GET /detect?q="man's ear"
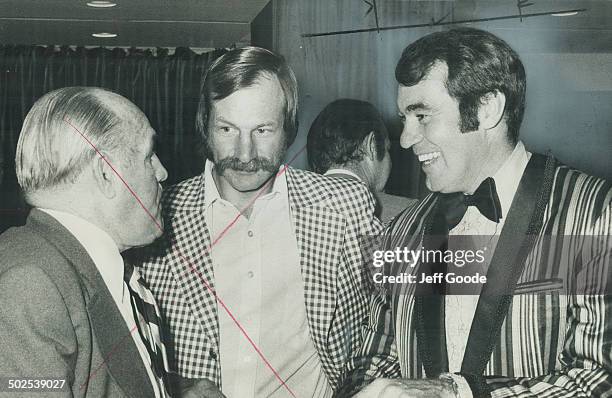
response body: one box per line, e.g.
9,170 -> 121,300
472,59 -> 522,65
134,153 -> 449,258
478,91 -> 506,131
361,131 -> 378,160
92,154 -> 117,199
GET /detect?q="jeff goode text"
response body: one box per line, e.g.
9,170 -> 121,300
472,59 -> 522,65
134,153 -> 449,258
370,247 -> 488,286
373,272 -> 487,285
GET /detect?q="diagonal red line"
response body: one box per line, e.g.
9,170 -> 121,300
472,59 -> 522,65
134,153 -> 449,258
174,148 -> 307,397
80,325 -> 140,390
64,118 -> 307,397
210,149 -> 304,248
63,118 -> 163,232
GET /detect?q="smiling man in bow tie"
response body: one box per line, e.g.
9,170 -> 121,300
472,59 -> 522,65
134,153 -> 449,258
339,28 -> 612,398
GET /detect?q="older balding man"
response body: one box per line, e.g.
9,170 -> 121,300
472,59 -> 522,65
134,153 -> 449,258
0,87 -> 171,397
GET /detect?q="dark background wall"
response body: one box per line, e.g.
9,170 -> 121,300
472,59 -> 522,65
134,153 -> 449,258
271,0 -> 612,198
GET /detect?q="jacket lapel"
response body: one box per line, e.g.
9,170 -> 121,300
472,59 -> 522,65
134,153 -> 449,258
164,175 -> 219,348
28,209 -> 155,398
286,169 -> 346,354
414,197 -> 449,377
87,291 -> 156,398
461,153 -> 556,375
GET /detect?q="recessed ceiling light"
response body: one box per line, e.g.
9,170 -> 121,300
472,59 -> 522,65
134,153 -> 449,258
551,11 -> 579,16
92,32 -> 117,38
87,1 -> 117,8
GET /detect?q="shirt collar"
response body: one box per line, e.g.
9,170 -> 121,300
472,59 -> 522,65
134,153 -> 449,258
38,208 -> 125,303
324,168 -> 363,182
491,141 -> 531,219
203,159 -> 288,211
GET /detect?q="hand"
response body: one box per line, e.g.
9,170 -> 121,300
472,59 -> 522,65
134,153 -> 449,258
180,378 -> 227,398
353,378 -> 456,398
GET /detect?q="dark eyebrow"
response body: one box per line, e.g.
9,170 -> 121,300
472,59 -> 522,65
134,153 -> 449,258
253,121 -> 278,129
215,117 -> 279,130
404,102 -> 431,112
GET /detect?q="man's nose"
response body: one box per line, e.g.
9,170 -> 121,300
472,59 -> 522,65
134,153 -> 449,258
399,120 -> 423,149
236,132 -> 255,162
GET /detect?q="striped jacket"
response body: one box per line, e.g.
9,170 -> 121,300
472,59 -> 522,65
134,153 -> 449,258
340,154 -> 612,397
138,166 -> 382,391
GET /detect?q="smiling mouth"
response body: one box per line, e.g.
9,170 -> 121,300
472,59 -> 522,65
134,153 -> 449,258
417,151 -> 441,166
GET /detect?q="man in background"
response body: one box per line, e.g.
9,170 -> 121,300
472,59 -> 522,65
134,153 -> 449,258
0,87 -> 172,397
307,98 -> 416,224
341,28 -> 611,397
139,47 -> 381,397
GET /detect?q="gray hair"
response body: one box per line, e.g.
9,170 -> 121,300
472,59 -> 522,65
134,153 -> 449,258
16,87 -> 145,196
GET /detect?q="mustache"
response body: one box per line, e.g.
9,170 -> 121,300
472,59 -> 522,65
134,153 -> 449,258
216,157 -> 279,174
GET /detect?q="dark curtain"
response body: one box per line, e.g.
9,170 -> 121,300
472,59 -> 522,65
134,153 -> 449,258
0,45 -> 224,233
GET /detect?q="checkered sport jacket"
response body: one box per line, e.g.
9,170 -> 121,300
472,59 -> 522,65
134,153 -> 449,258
138,166 -> 383,391
338,154 -> 612,397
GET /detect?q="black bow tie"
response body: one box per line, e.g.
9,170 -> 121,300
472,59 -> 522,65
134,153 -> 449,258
439,177 -> 502,229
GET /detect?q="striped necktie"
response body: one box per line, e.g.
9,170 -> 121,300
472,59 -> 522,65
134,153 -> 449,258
124,264 -> 171,397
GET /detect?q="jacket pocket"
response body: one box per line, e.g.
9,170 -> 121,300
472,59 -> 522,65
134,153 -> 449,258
514,278 -> 564,294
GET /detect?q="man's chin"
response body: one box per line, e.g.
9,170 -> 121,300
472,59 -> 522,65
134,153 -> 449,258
232,181 -> 271,193
224,170 -> 275,192
128,230 -> 164,251
424,175 -> 446,193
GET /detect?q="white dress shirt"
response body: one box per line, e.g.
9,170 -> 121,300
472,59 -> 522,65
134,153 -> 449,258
204,160 -> 332,398
445,141 -> 531,373
39,208 -> 165,398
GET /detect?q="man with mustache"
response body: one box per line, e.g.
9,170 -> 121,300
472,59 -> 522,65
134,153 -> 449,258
139,47 -> 382,397
340,28 -> 611,397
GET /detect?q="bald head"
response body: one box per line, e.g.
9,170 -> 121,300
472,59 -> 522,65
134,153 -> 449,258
16,87 -> 149,200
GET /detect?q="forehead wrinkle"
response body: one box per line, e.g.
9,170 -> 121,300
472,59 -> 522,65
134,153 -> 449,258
211,79 -> 285,130
213,116 -> 239,128
398,78 -> 451,115
397,92 -> 432,113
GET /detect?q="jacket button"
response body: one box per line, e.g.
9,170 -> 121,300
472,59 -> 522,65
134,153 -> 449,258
209,349 -> 217,359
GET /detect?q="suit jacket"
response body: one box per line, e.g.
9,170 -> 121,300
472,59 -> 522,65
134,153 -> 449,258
138,166 -> 382,391
0,210 -> 157,398
323,169 -> 417,225
340,154 -> 612,397
375,192 -> 418,226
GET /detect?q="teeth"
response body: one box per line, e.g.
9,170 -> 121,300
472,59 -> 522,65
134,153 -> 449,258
418,152 -> 441,163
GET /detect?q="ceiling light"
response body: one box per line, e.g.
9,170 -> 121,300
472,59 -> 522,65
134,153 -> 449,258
92,32 -> 117,38
551,11 -> 579,16
87,1 -> 117,8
